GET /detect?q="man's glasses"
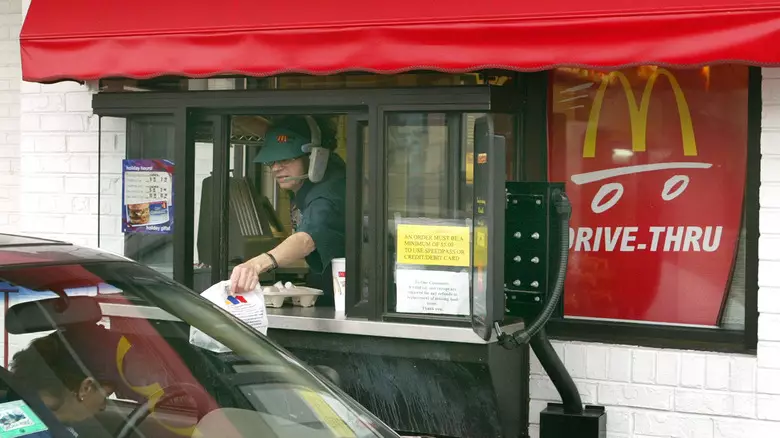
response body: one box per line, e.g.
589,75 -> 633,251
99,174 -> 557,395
267,158 -> 297,169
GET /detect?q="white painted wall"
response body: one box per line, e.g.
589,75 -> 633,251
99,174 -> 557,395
1,1 -> 780,435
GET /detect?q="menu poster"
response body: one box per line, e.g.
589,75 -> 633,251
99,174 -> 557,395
122,159 -> 174,234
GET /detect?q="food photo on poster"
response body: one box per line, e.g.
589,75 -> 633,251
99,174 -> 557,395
121,159 -> 174,235
393,217 -> 472,316
548,65 -> 748,326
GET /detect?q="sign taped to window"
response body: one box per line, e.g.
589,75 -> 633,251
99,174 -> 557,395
122,159 -> 174,235
549,66 -> 748,325
394,217 -> 472,316
395,218 -> 471,267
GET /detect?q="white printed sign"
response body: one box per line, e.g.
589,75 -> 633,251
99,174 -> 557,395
396,269 -> 470,316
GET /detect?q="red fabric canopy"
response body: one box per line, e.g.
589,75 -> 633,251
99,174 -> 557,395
20,0 -> 780,83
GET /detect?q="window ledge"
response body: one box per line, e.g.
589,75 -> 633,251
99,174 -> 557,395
546,318 -> 754,355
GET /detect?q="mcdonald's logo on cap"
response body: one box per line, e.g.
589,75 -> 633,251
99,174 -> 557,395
277,134 -> 288,143
583,68 -> 697,159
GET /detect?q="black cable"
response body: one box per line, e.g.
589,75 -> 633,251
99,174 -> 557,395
530,328 -> 583,415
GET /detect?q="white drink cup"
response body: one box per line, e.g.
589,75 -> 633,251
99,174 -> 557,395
331,258 -> 346,313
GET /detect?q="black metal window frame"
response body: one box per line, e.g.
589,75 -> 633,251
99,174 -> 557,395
517,69 -> 761,354
93,68 -> 760,353
92,86 -> 503,323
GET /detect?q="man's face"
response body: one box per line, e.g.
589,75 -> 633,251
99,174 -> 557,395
270,157 -> 307,192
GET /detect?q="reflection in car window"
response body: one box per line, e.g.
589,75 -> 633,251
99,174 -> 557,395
0,261 -> 397,438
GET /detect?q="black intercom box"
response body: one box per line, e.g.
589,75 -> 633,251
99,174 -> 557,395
504,181 -> 566,321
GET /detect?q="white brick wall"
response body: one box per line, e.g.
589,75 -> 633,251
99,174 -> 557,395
0,0 -> 21,233
19,80 -> 104,248
526,69 -> 780,438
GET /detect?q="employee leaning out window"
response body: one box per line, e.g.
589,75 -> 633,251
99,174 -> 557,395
229,116 -> 346,306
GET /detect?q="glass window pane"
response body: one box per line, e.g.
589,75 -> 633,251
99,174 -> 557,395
99,116 -> 175,279
386,112 -> 516,316
0,262 -> 399,438
192,120 -> 240,292
548,65 -> 749,328
97,116 -> 127,255
360,121 -> 371,304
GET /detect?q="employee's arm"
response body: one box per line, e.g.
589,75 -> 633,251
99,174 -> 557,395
229,232 -> 315,294
258,232 -> 316,270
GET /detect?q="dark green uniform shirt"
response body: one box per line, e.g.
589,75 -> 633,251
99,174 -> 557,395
289,154 -> 347,305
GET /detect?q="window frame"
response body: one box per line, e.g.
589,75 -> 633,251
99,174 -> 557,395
90,69 -> 760,352
520,68 -> 761,353
378,109 -> 522,326
93,86 -> 502,323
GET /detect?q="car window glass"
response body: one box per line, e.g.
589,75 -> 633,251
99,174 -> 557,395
0,367 -> 77,438
0,262 -> 397,438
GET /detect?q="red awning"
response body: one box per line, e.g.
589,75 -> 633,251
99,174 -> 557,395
20,0 -> 780,83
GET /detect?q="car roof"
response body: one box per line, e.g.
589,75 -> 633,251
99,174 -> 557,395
0,233 -> 68,247
0,233 -> 129,268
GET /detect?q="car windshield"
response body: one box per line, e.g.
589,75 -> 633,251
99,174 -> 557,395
0,260 -> 399,438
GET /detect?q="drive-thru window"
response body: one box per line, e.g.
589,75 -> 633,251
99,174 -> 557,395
16,0 -> 770,437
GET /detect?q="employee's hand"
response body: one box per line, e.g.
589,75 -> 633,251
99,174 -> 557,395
229,262 -> 261,295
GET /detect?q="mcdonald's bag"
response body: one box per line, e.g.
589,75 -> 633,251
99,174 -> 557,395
189,280 -> 269,353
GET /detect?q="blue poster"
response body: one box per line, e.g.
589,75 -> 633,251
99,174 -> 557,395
122,159 -> 174,234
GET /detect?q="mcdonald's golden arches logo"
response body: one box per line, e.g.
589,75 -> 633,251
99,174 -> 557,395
115,336 -> 196,436
277,134 -> 288,143
583,68 -> 697,158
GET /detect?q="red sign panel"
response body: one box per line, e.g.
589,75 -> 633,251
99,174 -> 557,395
548,66 -> 748,326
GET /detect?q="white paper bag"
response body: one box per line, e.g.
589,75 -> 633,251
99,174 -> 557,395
189,280 -> 269,354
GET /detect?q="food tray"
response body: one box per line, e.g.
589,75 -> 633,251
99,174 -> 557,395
262,283 -> 324,308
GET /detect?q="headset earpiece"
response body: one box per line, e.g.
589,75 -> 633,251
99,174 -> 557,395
303,116 -> 329,183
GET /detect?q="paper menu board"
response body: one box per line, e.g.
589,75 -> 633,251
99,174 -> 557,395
122,159 -> 174,234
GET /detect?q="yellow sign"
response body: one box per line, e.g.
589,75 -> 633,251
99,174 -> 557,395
583,68 -> 697,158
465,152 -> 474,185
396,224 -> 470,267
473,226 -> 488,267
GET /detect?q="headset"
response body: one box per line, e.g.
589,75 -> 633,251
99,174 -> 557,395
280,116 -> 330,184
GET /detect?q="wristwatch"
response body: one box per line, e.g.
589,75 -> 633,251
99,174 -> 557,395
264,252 -> 279,271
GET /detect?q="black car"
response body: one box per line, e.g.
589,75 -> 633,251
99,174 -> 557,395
0,233 -> 401,438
